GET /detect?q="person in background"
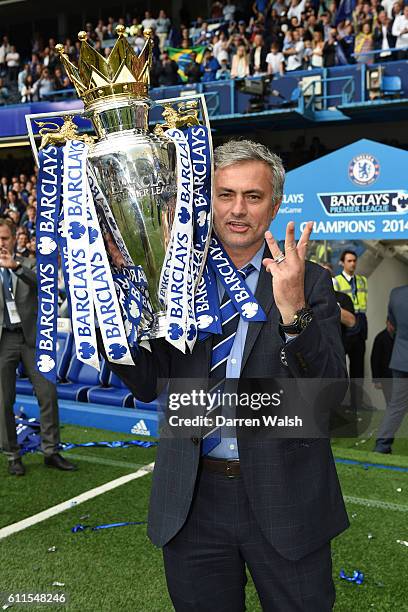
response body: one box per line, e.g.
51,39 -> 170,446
21,75 -> 35,103
354,21 -> 374,64
14,228 -> 30,258
216,57 -> 231,79
249,33 -> 268,74
392,4 -> 408,59
142,10 -> 157,31
17,63 -> 29,97
321,263 -> 357,349
311,31 -> 324,67
184,52 -> 202,83
26,236 -> 36,259
266,41 -> 285,76
371,320 -> 395,406
156,10 -> 171,50
0,177 -> 8,204
339,21 -> 356,64
0,219 -> 76,475
284,29 -> 304,71
157,51 -> 180,86
334,250 -> 368,411
323,27 -> 338,66
196,22 -> 213,46
230,44 -> 250,78
33,67 -> 55,101
0,78 -> 9,106
373,10 -> 395,60
200,49 -> 220,82
374,285 -> 408,453
5,45 -> 20,81
0,36 -> 11,73
223,0 -> 237,22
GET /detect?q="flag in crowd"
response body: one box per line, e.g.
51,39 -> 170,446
166,46 -> 207,82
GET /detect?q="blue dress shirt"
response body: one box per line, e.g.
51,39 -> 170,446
208,245 -> 264,459
207,245 -> 296,459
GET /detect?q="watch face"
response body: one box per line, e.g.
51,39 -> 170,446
299,309 -> 313,329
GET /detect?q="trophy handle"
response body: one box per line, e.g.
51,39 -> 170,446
25,108 -> 87,166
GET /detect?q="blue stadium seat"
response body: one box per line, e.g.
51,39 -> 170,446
134,397 -> 159,411
57,342 -> 102,402
16,331 -> 73,395
87,361 -> 134,408
381,75 -> 403,97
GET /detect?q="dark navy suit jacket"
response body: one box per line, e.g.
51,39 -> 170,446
102,253 -> 350,561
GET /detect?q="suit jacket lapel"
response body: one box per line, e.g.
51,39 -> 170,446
241,244 -> 275,373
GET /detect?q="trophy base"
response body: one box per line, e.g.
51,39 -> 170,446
139,311 -> 167,341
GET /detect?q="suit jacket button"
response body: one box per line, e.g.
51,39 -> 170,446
191,437 -> 200,445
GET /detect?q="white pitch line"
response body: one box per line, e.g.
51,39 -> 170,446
344,495 -> 408,512
0,461 -> 155,540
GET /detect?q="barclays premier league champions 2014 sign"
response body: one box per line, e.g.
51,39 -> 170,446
274,139 -> 408,240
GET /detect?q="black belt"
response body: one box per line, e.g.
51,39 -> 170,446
201,457 -> 241,478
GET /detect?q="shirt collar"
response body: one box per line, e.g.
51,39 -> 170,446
342,271 -> 354,282
243,243 -> 265,272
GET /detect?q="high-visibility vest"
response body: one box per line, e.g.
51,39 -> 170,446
333,273 -> 368,313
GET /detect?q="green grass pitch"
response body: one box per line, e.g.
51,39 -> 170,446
0,423 -> 407,611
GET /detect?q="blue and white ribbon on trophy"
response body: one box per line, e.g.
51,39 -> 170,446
36,140 -> 134,382
158,123 -> 266,349
159,127 -> 195,352
35,145 -> 62,382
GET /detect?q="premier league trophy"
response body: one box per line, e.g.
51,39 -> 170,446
27,26 -> 214,378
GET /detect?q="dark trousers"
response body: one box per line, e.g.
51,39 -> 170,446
345,334 -> 365,410
0,329 -> 60,460
163,465 -> 335,611
376,369 -> 408,450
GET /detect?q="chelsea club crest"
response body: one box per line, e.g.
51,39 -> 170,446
349,154 -> 380,186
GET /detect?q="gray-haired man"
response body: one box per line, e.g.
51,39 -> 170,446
102,140 -> 349,610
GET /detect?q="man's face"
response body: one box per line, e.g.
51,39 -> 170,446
213,161 -> 278,254
0,225 -> 15,255
342,254 -> 357,274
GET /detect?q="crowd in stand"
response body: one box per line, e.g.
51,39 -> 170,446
0,170 -> 37,258
0,0 -> 407,103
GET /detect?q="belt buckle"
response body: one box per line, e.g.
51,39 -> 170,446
226,460 -> 238,478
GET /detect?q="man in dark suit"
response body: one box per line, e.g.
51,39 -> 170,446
0,219 -> 76,475
375,285 -> 408,454
249,33 -> 269,74
371,319 -> 394,406
101,140 -> 349,610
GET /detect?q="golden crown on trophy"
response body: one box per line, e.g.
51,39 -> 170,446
55,25 -> 153,108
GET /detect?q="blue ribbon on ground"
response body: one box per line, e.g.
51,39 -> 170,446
339,569 -> 364,585
14,415 -> 156,454
60,440 -> 157,450
72,520 -> 147,533
35,145 -> 62,382
335,457 -> 408,473
16,416 -> 41,456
